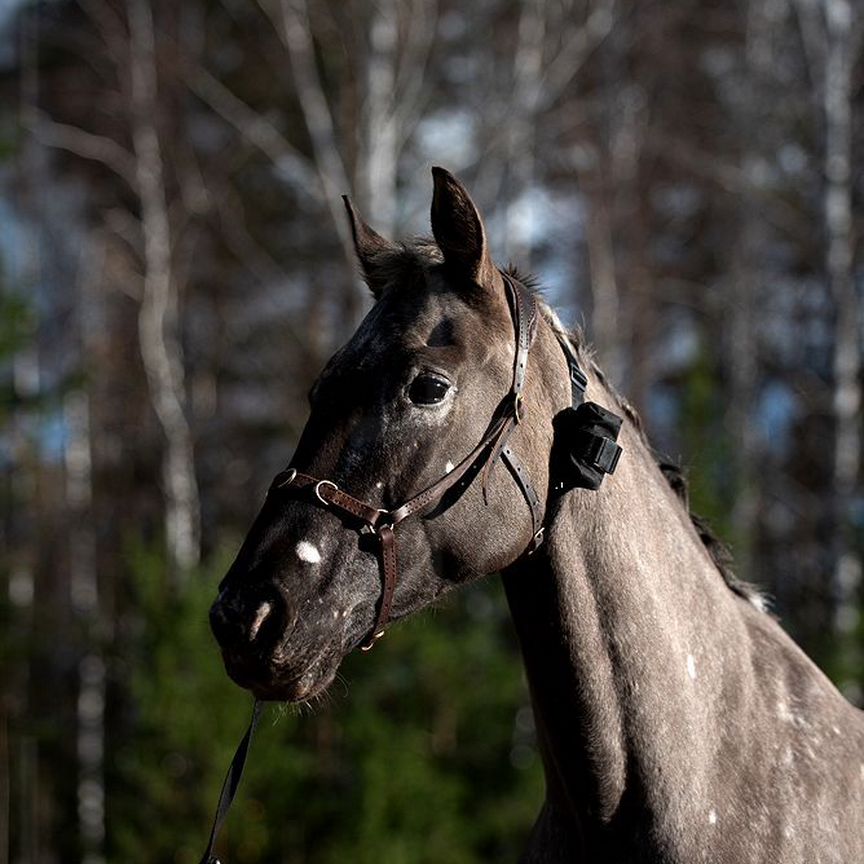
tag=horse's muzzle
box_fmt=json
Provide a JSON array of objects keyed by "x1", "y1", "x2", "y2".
[{"x1": 210, "y1": 584, "x2": 293, "y2": 674}]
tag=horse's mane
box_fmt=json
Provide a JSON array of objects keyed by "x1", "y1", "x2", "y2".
[
  {"x1": 377, "y1": 246, "x2": 767, "y2": 612},
  {"x1": 505, "y1": 265, "x2": 767, "y2": 613}
]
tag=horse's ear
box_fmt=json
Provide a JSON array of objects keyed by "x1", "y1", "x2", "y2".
[
  {"x1": 343, "y1": 196, "x2": 397, "y2": 299},
  {"x1": 430, "y1": 167, "x2": 496, "y2": 287}
]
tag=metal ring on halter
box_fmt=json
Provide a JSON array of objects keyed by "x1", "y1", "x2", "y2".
[
  {"x1": 276, "y1": 467, "x2": 298, "y2": 488},
  {"x1": 360, "y1": 509, "x2": 390, "y2": 535},
  {"x1": 314, "y1": 479, "x2": 338, "y2": 506},
  {"x1": 528, "y1": 527, "x2": 545, "y2": 555},
  {"x1": 360, "y1": 629, "x2": 385, "y2": 652}
]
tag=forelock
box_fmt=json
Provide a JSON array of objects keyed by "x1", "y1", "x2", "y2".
[{"x1": 360, "y1": 238, "x2": 443, "y2": 296}]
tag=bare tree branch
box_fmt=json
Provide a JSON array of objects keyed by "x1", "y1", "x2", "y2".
[
  {"x1": 391, "y1": 0, "x2": 440, "y2": 142},
  {"x1": 77, "y1": 0, "x2": 129, "y2": 68},
  {"x1": 254, "y1": 0, "x2": 364, "y2": 328},
  {"x1": 791, "y1": 0, "x2": 827, "y2": 93},
  {"x1": 260, "y1": 0, "x2": 355, "y2": 256},
  {"x1": 103, "y1": 207, "x2": 143, "y2": 260},
  {"x1": 541, "y1": 0, "x2": 618, "y2": 109},
  {"x1": 645, "y1": 134, "x2": 810, "y2": 241},
  {"x1": 182, "y1": 60, "x2": 320, "y2": 195},
  {"x1": 27, "y1": 111, "x2": 137, "y2": 188},
  {"x1": 128, "y1": 0, "x2": 201, "y2": 575}
]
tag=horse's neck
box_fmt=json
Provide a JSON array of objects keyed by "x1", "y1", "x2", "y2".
[{"x1": 503, "y1": 407, "x2": 756, "y2": 839}]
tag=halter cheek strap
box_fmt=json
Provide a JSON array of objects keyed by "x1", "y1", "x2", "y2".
[
  {"x1": 271, "y1": 274, "x2": 541, "y2": 651},
  {"x1": 266, "y1": 274, "x2": 624, "y2": 651}
]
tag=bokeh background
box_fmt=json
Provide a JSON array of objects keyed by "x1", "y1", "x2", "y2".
[{"x1": 1, "y1": 0, "x2": 863, "y2": 861}]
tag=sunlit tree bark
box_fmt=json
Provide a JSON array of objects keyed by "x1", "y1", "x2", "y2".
[
  {"x1": 822, "y1": 0, "x2": 861, "y2": 661},
  {"x1": 128, "y1": 0, "x2": 201, "y2": 574}
]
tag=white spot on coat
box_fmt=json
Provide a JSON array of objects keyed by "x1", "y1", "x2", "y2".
[
  {"x1": 777, "y1": 700, "x2": 794, "y2": 723},
  {"x1": 375, "y1": 480, "x2": 384, "y2": 490},
  {"x1": 296, "y1": 540, "x2": 321, "y2": 564},
  {"x1": 686, "y1": 654, "x2": 697, "y2": 680},
  {"x1": 445, "y1": 461, "x2": 454, "y2": 473},
  {"x1": 708, "y1": 809, "x2": 717, "y2": 825}
]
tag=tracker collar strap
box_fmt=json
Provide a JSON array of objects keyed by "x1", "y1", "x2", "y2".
[
  {"x1": 550, "y1": 332, "x2": 623, "y2": 495},
  {"x1": 551, "y1": 402, "x2": 623, "y2": 493}
]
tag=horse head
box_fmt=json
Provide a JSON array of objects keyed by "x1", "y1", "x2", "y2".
[{"x1": 209, "y1": 168, "x2": 568, "y2": 701}]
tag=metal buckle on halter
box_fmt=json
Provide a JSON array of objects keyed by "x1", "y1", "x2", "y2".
[
  {"x1": 527, "y1": 526, "x2": 545, "y2": 555},
  {"x1": 360, "y1": 628, "x2": 386, "y2": 652},
  {"x1": 586, "y1": 436, "x2": 622, "y2": 475},
  {"x1": 569, "y1": 362, "x2": 588, "y2": 393},
  {"x1": 313, "y1": 479, "x2": 338, "y2": 505},
  {"x1": 360, "y1": 509, "x2": 390, "y2": 535},
  {"x1": 276, "y1": 467, "x2": 298, "y2": 488}
]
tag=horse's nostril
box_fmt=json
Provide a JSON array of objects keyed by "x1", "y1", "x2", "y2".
[
  {"x1": 248, "y1": 602, "x2": 273, "y2": 641},
  {"x1": 210, "y1": 590, "x2": 289, "y2": 652}
]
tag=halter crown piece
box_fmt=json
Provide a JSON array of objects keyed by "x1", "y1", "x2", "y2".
[{"x1": 198, "y1": 273, "x2": 623, "y2": 864}]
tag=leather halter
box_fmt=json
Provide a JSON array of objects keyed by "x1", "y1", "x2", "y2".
[
  {"x1": 199, "y1": 275, "x2": 625, "y2": 864},
  {"x1": 268, "y1": 273, "x2": 543, "y2": 650}
]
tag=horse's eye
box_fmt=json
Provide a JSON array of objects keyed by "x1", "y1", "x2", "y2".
[{"x1": 408, "y1": 374, "x2": 451, "y2": 405}]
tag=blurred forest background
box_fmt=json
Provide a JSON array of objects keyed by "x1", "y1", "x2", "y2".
[{"x1": 1, "y1": 0, "x2": 862, "y2": 861}]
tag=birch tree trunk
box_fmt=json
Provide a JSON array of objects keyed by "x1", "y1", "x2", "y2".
[
  {"x1": 726, "y1": 0, "x2": 780, "y2": 582},
  {"x1": 499, "y1": 0, "x2": 616, "y2": 271},
  {"x1": 363, "y1": 0, "x2": 399, "y2": 237},
  {"x1": 67, "y1": 235, "x2": 108, "y2": 864},
  {"x1": 128, "y1": 0, "x2": 200, "y2": 575},
  {"x1": 275, "y1": 0, "x2": 361, "y2": 331},
  {"x1": 272, "y1": 0, "x2": 437, "y2": 329},
  {"x1": 580, "y1": 160, "x2": 622, "y2": 384},
  {"x1": 823, "y1": 0, "x2": 861, "y2": 655},
  {"x1": 502, "y1": 0, "x2": 544, "y2": 266},
  {"x1": 66, "y1": 389, "x2": 106, "y2": 864}
]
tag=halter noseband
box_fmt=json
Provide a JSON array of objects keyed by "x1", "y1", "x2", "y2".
[{"x1": 269, "y1": 273, "x2": 544, "y2": 650}]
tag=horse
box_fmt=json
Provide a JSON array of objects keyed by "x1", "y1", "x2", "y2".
[{"x1": 209, "y1": 167, "x2": 864, "y2": 863}]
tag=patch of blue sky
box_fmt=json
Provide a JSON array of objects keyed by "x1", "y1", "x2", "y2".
[
  {"x1": 756, "y1": 379, "x2": 798, "y2": 458},
  {"x1": 416, "y1": 110, "x2": 478, "y2": 171},
  {"x1": 38, "y1": 407, "x2": 67, "y2": 462}
]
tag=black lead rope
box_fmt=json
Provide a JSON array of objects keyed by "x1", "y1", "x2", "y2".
[{"x1": 199, "y1": 700, "x2": 264, "y2": 864}]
